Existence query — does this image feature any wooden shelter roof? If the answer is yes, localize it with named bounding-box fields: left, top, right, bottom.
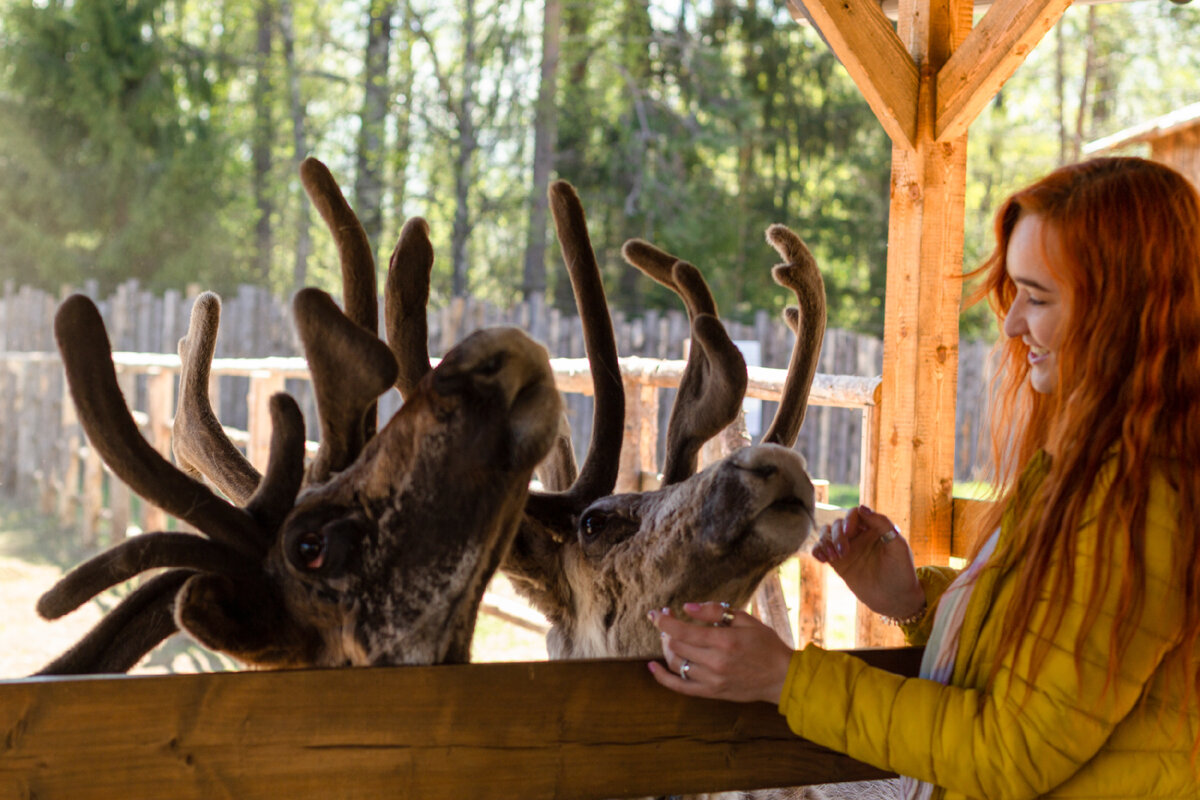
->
left=1084, top=101, right=1200, bottom=155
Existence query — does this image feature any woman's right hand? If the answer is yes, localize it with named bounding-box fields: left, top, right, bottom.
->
left=811, top=505, right=924, bottom=621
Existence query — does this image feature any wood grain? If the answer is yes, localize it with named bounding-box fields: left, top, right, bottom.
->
left=0, top=651, right=921, bottom=799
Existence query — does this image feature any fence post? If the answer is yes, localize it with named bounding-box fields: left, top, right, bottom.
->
left=143, top=368, right=176, bottom=532
left=247, top=371, right=287, bottom=472
left=617, top=378, right=659, bottom=493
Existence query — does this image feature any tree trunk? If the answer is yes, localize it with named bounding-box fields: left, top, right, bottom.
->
left=450, top=0, right=479, bottom=298
left=252, top=0, right=276, bottom=284
left=522, top=0, right=561, bottom=318
left=279, top=0, right=311, bottom=293
left=1070, top=6, right=1099, bottom=163
left=356, top=0, right=397, bottom=260
left=552, top=0, right=592, bottom=310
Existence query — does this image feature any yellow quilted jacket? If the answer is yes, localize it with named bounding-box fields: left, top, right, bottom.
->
left=777, top=458, right=1200, bottom=799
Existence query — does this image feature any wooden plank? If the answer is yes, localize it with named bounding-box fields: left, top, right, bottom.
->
left=936, top=0, right=1072, bottom=141
left=0, top=652, right=920, bottom=799
left=873, top=2, right=972, bottom=568
left=951, top=496, right=996, bottom=560
left=787, top=0, right=919, bottom=150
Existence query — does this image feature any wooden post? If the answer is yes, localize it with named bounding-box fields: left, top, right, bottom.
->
left=617, top=377, right=658, bottom=493
left=247, top=371, right=287, bottom=472
left=797, top=0, right=1071, bottom=570
left=143, top=369, right=176, bottom=533
left=108, top=370, right=136, bottom=538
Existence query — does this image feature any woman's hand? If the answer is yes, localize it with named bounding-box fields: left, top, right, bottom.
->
left=646, top=601, right=794, bottom=705
left=811, top=504, right=924, bottom=620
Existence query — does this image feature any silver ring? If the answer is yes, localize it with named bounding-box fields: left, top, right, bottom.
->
left=879, top=527, right=900, bottom=544
left=680, top=659, right=692, bottom=681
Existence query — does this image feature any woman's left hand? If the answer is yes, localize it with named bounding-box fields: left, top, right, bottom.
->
left=647, top=601, right=794, bottom=704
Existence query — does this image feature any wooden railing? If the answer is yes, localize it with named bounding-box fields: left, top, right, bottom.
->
left=0, top=349, right=892, bottom=648
left=0, top=349, right=914, bottom=796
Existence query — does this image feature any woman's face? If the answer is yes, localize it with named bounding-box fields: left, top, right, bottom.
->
left=1002, top=212, right=1070, bottom=395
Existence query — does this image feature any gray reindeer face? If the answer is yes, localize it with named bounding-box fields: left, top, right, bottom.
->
left=552, top=444, right=814, bottom=659
left=165, top=327, right=562, bottom=670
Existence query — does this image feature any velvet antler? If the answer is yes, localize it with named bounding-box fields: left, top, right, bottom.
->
left=524, top=182, right=624, bottom=526
left=621, top=241, right=748, bottom=485
left=173, top=292, right=263, bottom=506
left=760, top=224, right=826, bottom=447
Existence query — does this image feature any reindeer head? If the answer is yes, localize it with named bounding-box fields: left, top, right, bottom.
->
left=504, top=196, right=826, bottom=659
left=35, top=158, right=560, bottom=673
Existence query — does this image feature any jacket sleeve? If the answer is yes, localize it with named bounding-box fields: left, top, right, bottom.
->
left=777, top=475, right=1185, bottom=800
left=897, top=565, right=959, bottom=646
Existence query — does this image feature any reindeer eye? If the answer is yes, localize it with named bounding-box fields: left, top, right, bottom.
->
left=580, top=510, right=607, bottom=539
left=477, top=353, right=504, bottom=377
left=296, top=532, right=326, bottom=570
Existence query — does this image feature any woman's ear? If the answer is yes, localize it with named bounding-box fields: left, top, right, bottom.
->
left=175, top=574, right=320, bottom=668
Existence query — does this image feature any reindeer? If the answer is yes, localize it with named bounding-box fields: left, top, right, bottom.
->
left=33, top=158, right=562, bottom=673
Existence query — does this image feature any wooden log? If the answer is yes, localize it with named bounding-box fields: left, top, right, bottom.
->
left=0, top=651, right=920, bottom=799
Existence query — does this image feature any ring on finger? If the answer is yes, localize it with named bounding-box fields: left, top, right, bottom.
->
left=716, top=602, right=734, bottom=627
left=879, top=527, right=900, bottom=544
left=680, top=659, right=692, bottom=681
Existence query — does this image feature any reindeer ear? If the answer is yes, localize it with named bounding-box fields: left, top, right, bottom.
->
left=175, top=574, right=320, bottom=668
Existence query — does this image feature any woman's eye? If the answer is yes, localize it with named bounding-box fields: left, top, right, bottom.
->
left=580, top=511, right=607, bottom=538
left=296, top=532, right=326, bottom=570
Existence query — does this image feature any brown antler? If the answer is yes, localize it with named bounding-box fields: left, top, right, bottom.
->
left=760, top=224, right=826, bottom=447
left=36, top=384, right=306, bottom=674
left=300, top=156, right=382, bottom=442
left=524, top=182, right=624, bottom=524
left=172, top=292, right=262, bottom=505
left=621, top=241, right=748, bottom=485
left=385, top=217, right=434, bottom=401
left=35, top=570, right=195, bottom=675
left=55, top=295, right=265, bottom=557
left=294, top=288, right=399, bottom=483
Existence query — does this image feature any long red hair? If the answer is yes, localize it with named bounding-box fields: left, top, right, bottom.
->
left=970, top=157, right=1200, bottom=715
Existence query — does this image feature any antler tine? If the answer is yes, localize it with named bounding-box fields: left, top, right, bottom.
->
left=543, top=181, right=623, bottom=508
left=55, top=295, right=263, bottom=558
left=173, top=292, right=262, bottom=506
left=621, top=238, right=718, bottom=319
left=622, top=242, right=747, bottom=485
left=760, top=224, right=826, bottom=447
left=295, top=288, right=399, bottom=483
left=300, top=157, right=379, bottom=334
left=385, top=217, right=434, bottom=401
left=301, top=157, right=381, bottom=440
left=37, top=534, right=256, bottom=621
left=35, top=569, right=194, bottom=675
left=659, top=264, right=747, bottom=484
left=244, top=393, right=307, bottom=534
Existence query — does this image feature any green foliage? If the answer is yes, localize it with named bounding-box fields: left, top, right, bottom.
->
left=0, top=0, right=251, bottom=294
left=0, top=0, right=1196, bottom=337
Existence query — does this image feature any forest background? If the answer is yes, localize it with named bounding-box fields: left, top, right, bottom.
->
left=0, top=0, right=1198, bottom=341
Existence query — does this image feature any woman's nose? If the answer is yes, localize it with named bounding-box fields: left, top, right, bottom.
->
left=1003, top=300, right=1027, bottom=339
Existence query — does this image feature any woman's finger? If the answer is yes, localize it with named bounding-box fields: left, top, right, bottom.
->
left=648, top=660, right=710, bottom=696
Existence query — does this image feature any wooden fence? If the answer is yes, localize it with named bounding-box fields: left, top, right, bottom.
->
left=0, top=280, right=996, bottom=486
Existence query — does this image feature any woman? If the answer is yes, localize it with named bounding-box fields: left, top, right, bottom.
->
left=647, top=157, right=1200, bottom=798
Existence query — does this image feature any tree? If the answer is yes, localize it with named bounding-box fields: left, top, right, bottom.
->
left=0, top=0, right=253, bottom=292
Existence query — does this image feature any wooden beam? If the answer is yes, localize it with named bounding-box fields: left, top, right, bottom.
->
left=0, top=653, right=921, bottom=799
left=936, top=0, right=1072, bottom=141
left=787, top=0, right=919, bottom=150
left=873, top=1, right=972, bottom=566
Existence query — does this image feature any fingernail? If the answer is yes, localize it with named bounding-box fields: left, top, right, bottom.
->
left=647, top=662, right=658, bottom=674
left=660, top=631, right=667, bottom=639
left=647, top=610, right=658, bottom=622
left=683, top=602, right=701, bottom=613
left=661, top=607, right=671, bottom=616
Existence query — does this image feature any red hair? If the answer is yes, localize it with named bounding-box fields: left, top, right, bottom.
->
left=969, top=157, right=1200, bottom=722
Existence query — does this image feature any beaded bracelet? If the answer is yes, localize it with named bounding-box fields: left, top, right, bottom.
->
left=881, top=598, right=927, bottom=627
